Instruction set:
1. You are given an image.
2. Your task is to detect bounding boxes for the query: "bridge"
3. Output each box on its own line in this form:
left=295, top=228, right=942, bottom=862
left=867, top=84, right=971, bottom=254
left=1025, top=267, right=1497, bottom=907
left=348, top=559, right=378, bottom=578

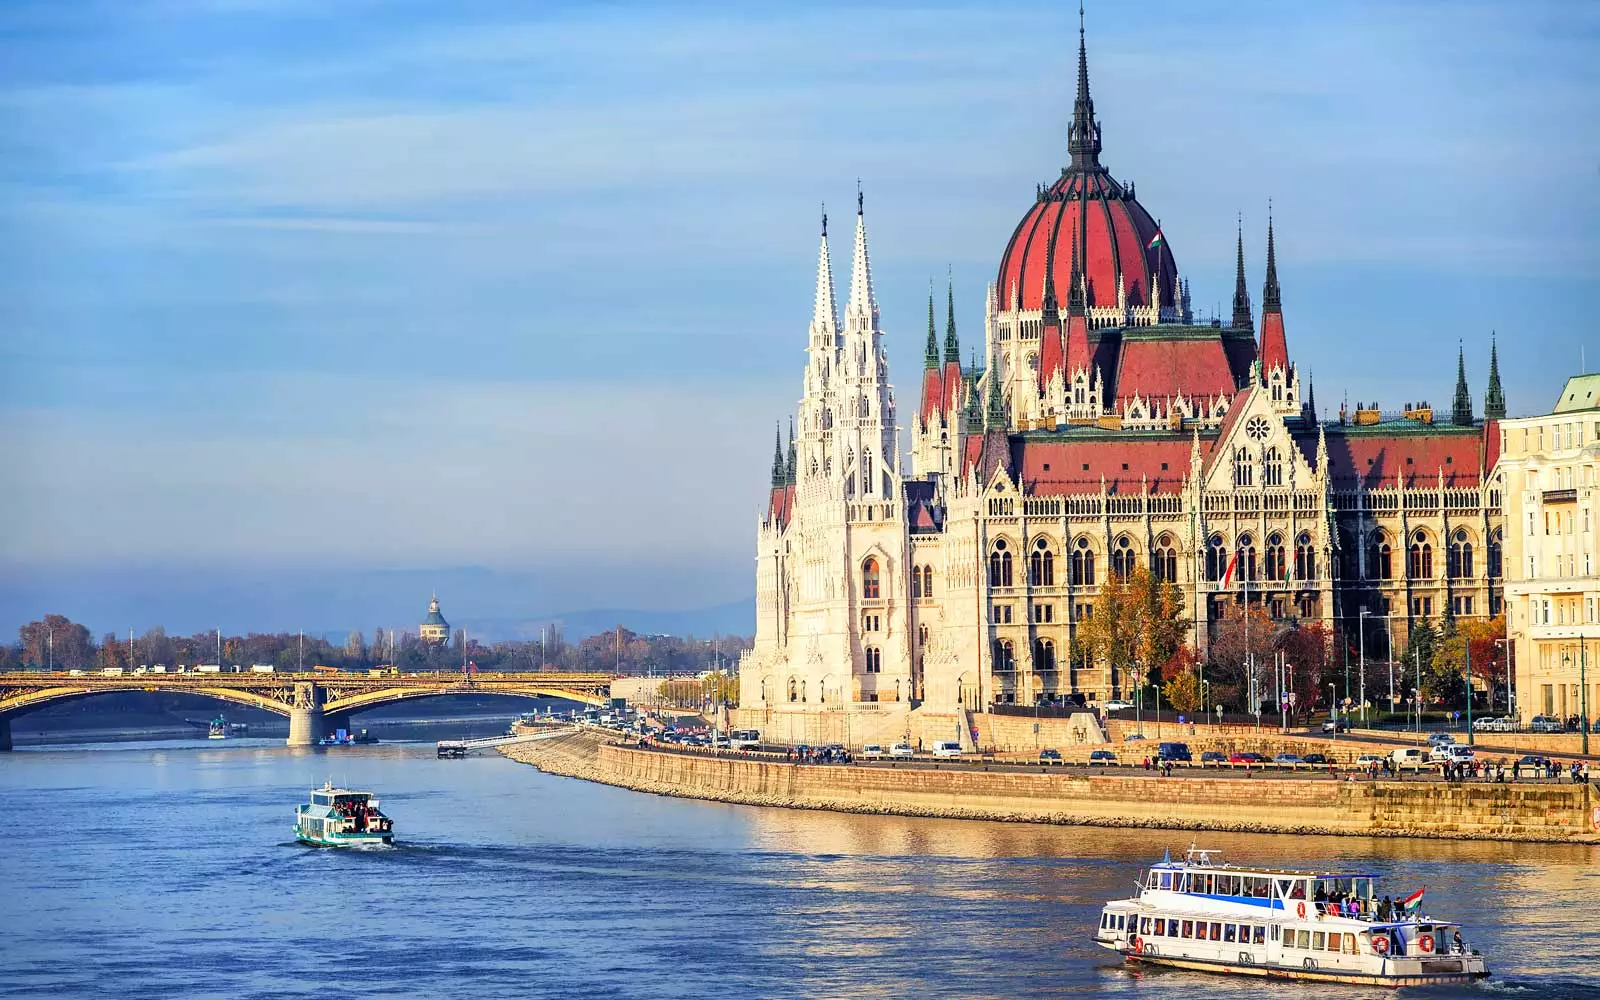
left=0, top=671, right=614, bottom=749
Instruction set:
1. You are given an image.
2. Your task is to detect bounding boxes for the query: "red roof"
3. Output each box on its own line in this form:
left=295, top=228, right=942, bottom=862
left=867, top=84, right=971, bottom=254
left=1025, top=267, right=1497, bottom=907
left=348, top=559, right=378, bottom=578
left=1016, top=436, right=1201, bottom=496
left=943, top=362, right=963, bottom=413
left=1259, top=310, right=1289, bottom=375
left=1320, top=427, right=1487, bottom=489
left=996, top=171, right=1177, bottom=313
left=1112, top=336, right=1239, bottom=406
left=1038, top=320, right=1064, bottom=390
left=919, top=367, right=945, bottom=426
left=766, top=485, right=794, bottom=527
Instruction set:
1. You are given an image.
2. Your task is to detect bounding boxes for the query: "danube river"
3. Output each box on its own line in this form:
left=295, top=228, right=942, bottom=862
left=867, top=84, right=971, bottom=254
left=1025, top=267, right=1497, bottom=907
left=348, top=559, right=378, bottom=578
left=3, top=739, right=1596, bottom=1000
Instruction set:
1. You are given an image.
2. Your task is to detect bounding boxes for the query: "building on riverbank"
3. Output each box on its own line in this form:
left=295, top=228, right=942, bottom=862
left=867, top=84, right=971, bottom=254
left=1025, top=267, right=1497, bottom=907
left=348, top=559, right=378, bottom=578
left=738, top=13, right=1508, bottom=720
left=419, top=594, right=451, bottom=645
left=1500, top=375, right=1600, bottom=725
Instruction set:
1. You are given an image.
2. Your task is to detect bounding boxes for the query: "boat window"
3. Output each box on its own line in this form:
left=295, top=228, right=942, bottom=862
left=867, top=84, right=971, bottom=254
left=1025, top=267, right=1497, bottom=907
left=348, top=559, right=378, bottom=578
left=1283, top=931, right=1295, bottom=950
left=1313, top=932, right=1325, bottom=950
left=1141, top=917, right=1151, bottom=935
left=1210, top=922, right=1222, bottom=940
left=1325, top=934, right=1342, bottom=953
left=1253, top=926, right=1266, bottom=945
left=1297, top=930, right=1311, bottom=949
left=1153, top=918, right=1165, bottom=936
left=1290, top=880, right=1307, bottom=900
left=1356, top=878, right=1371, bottom=900
left=1275, top=878, right=1291, bottom=899
left=1159, top=872, right=1174, bottom=890
left=1223, top=924, right=1237, bottom=943
left=1117, top=915, right=1125, bottom=930
left=1253, top=877, right=1271, bottom=898
left=1166, top=920, right=1179, bottom=938
left=1178, top=920, right=1190, bottom=937
left=1343, top=934, right=1357, bottom=954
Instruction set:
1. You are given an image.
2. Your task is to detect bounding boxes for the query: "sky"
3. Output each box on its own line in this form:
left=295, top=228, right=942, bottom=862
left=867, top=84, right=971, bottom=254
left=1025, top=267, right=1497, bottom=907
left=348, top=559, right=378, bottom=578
left=2, top=0, right=1597, bottom=638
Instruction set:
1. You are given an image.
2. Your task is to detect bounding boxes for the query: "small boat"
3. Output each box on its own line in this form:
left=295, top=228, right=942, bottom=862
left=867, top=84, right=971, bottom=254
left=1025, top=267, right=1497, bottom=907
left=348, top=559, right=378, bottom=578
left=317, top=728, right=379, bottom=746
left=1094, top=847, right=1489, bottom=986
left=293, top=782, right=393, bottom=847
left=207, top=716, right=228, bottom=740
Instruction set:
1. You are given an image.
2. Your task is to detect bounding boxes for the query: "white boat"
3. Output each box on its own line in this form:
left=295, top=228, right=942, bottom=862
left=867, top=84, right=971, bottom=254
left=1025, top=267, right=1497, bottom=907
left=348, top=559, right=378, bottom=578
left=1094, top=847, right=1489, bottom=987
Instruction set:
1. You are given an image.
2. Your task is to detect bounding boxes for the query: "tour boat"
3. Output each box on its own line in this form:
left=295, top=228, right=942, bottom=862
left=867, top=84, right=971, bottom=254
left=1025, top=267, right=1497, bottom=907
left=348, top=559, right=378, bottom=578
left=293, top=782, right=393, bottom=847
left=1094, top=847, right=1489, bottom=987
left=207, top=717, right=228, bottom=740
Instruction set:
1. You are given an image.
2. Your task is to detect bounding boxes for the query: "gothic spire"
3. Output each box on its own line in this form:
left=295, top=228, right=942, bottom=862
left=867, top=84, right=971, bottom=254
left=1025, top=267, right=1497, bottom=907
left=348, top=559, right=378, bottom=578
left=845, top=183, right=878, bottom=335
left=785, top=418, right=797, bottom=485
left=1067, top=2, right=1103, bottom=172
left=810, top=205, right=838, bottom=342
left=770, top=422, right=785, bottom=487
left=985, top=357, right=1006, bottom=429
left=1452, top=344, right=1473, bottom=426
left=1262, top=208, right=1282, bottom=314
left=925, top=284, right=939, bottom=368
left=1484, top=334, right=1506, bottom=420
left=944, top=274, right=960, bottom=364
left=1305, top=372, right=1318, bottom=423
left=1066, top=230, right=1086, bottom=317
left=1231, top=216, right=1252, bottom=330
left=1040, top=227, right=1061, bottom=326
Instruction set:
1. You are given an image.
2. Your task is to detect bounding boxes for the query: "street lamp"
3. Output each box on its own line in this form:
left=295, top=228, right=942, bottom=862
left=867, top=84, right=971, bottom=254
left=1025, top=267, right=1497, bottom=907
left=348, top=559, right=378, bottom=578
left=1328, top=682, right=1338, bottom=741
left=1494, top=638, right=1510, bottom=719
left=1359, top=609, right=1371, bottom=726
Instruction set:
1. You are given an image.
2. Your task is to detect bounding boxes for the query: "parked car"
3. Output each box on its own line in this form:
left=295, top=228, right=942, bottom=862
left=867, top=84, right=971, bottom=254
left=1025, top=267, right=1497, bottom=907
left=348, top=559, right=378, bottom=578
left=1427, top=743, right=1459, bottom=763
left=1321, top=718, right=1350, bottom=734
left=1471, top=716, right=1499, bottom=732
left=1228, top=752, right=1266, bottom=764
left=1529, top=716, right=1564, bottom=734
left=888, top=743, right=915, bottom=758
left=1302, top=753, right=1330, bottom=765
left=1199, top=751, right=1228, bottom=765
left=1445, top=745, right=1475, bottom=763
left=1102, top=700, right=1134, bottom=712
left=1355, top=754, right=1385, bottom=767
left=1391, top=747, right=1428, bottom=770
left=1124, top=733, right=1147, bottom=742
left=1157, top=742, right=1192, bottom=763
left=1088, top=749, right=1118, bottom=764
left=1038, top=748, right=1063, bottom=765
left=1274, top=753, right=1304, bottom=765
left=1427, top=732, right=1456, bottom=747
left=861, top=744, right=885, bottom=759
left=931, top=740, right=963, bottom=758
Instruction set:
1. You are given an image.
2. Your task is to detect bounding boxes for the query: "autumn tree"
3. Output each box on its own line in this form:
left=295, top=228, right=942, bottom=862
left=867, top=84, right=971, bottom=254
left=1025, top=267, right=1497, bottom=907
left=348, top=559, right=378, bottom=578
left=1432, top=615, right=1507, bottom=709
left=1076, top=566, right=1188, bottom=692
left=19, top=615, right=93, bottom=670
left=1162, top=667, right=1204, bottom=713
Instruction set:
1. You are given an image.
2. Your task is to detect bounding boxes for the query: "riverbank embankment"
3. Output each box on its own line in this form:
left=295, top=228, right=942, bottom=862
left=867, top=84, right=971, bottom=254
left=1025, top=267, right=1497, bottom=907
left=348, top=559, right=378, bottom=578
left=502, top=730, right=1600, bottom=844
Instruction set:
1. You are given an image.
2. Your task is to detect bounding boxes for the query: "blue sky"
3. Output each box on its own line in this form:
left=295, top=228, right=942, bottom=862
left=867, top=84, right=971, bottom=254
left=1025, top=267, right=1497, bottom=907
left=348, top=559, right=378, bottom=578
left=2, top=0, right=1597, bottom=636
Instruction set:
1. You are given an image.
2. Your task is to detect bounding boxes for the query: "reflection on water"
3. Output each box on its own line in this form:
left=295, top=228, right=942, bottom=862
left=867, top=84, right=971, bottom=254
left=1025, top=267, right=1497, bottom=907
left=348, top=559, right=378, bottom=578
left=0, top=740, right=1595, bottom=1000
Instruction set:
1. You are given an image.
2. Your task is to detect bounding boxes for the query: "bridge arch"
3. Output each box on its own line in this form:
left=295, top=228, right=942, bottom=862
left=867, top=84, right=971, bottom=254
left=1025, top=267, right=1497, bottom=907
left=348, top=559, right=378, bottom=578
left=0, top=684, right=291, bottom=719
left=322, top=686, right=610, bottom=715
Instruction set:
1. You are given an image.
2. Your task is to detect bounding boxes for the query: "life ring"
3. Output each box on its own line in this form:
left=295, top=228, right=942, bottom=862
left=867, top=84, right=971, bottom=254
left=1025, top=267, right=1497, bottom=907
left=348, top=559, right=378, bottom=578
left=1372, top=935, right=1389, bottom=955
left=1418, top=934, right=1435, bottom=954
left=1133, top=936, right=1144, bottom=954
left=1296, top=901, right=1306, bottom=919
left=1591, top=806, right=1600, bottom=832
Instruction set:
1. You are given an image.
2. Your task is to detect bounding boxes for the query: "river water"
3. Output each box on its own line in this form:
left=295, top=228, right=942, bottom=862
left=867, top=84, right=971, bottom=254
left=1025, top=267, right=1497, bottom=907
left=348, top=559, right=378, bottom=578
left=2, top=737, right=1596, bottom=1000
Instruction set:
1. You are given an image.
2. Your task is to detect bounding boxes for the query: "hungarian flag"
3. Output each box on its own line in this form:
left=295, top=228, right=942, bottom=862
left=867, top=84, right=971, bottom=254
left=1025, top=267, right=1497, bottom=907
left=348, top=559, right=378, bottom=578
left=1400, top=887, right=1425, bottom=913
left=1147, top=229, right=1165, bottom=250
left=1220, top=549, right=1240, bottom=589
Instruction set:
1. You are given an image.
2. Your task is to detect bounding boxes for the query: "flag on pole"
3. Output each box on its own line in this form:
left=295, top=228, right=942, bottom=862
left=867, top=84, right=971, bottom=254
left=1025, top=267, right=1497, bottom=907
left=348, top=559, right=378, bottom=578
left=1400, top=887, right=1425, bottom=913
left=1147, top=229, right=1165, bottom=250
left=1220, top=549, right=1240, bottom=589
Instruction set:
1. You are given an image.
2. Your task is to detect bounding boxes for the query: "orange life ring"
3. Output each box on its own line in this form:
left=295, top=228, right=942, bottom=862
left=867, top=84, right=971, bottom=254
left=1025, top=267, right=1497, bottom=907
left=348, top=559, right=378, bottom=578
left=1418, top=934, right=1434, bottom=954
left=1133, top=936, right=1144, bottom=954
left=1372, top=935, right=1389, bottom=954
left=1296, top=901, right=1306, bottom=919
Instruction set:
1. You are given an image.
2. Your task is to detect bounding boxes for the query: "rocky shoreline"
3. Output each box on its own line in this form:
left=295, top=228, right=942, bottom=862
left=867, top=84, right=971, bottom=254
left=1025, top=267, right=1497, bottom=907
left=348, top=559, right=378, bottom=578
left=501, top=729, right=1600, bottom=844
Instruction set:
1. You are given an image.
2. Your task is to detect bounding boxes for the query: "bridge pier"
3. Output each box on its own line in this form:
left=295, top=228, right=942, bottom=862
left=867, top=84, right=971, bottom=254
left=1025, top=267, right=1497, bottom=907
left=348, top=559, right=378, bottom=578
left=286, top=681, right=326, bottom=747
left=0, top=716, right=11, bottom=752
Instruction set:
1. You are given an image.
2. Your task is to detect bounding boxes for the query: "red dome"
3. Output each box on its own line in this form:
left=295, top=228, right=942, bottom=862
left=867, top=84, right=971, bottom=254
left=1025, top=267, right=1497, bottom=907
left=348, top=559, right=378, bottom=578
left=996, top=170, right=1177, bottom=313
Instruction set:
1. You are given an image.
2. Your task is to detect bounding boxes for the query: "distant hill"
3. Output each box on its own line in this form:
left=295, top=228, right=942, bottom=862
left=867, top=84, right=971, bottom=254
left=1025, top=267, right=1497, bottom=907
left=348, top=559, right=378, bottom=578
left=457, top=598, right=755, bottom=643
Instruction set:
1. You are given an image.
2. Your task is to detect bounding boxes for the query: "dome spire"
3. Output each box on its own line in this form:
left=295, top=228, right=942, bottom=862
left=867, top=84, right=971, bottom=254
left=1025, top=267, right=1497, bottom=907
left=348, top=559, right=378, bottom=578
left=1067, top=2, right=1103, bottom=172
left=1231, top=214, right=1252, bottom=330
left=1484, top=333, right=1506, bottom=419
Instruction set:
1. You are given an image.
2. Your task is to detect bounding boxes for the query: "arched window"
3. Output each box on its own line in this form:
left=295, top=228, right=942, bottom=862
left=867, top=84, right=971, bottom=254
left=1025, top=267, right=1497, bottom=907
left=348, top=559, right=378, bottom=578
left=1033, top=638, right=1056, bottom=672
left=1368, top=532, right=1392, bottom=580
left=862, top=557, right=881, bottom=599
left=1294, top=532, right=1316, bottom=582
left=865, top=647, right=882, bottom=673
left=1111, top=536, right=1136, bottom=582
left=1264, top=532, right=1286, bottom=582
left=1449, top=529, right=1474, bottom=579
left=845, top=474, right=855, bottom=498
left=1488, top=528, right=1503, bottom=578
left=1236, top=533, right=1257, bottom=582
left=922, top=565, right=934, bottom=597
left=989, top=540, right=1013, bottom=588
left=917, top=624, right=928, bottom=647
left=862, top=450, right=873, bottom=488
left=787, top=678, right=798, bottom=703
left=910, top=565, right=922, bottom=599
left=760, top=677, right=768, bottom=702
left=1234, top=447, right=1255, bottom=487
left=1029, top=539, right=1055, bottom=587
left=1070, top=537, right=1096, bottom=586
left=1205, top=534, right=1227, bottom=582
left=1263, top=447, right=1284, bottom=487
left=992, top=639, right=1015, bottom=672
left=1152, top=534, right=1178, bottom=583
left=1407, top=531, right=1433, bottom=579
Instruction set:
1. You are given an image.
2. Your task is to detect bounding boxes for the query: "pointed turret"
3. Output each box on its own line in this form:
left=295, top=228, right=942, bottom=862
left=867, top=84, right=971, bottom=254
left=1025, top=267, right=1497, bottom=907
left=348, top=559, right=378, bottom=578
left=985, top=358, right=1006, bottom=430
left=1064, top=232, right=1091, bottom=378
left=1305, top=372, right=1318, bottom=423
left=1484, top=334, right=1506, bottom=420
left=919, top=284, right=947, bottom=435
left=844, top=186, right=878, bottom=335
left=943, top=277, right=960, bottom=363
left=785, top=419, right=797, bottom=485
left=1452, top=344, right=1473, bottom=426
left=1258, top=211, right=1290, bottom=376
left=810, top=207, right=839, bottom=344
left=924, top=287, right=939, bottom=368
left=1066, top=2, right=1103, bottom=172
left=1231, top=218, right=1252, bottom=330
left=771, top=423, right=786, bottom=487
left=1038, top=229, right=1065, bottom=392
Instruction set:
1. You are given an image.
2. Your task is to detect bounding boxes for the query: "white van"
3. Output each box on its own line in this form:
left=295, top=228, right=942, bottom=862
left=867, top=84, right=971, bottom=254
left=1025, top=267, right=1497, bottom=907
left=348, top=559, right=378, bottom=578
left=932, top=740, right=964, bottom=758
left=1391, top=747, right=1427, bottom=770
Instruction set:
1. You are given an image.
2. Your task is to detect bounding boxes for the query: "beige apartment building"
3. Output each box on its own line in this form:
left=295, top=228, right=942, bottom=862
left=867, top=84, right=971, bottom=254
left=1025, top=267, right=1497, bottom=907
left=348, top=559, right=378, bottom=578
left=1499, top=374, right=1600, bottom=725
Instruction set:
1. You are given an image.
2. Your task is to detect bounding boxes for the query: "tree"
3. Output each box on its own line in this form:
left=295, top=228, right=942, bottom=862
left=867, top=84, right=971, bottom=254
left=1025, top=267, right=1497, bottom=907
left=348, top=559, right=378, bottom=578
left=344, top=630, right=366, bottom=663
left=19, top=615, right=93, bottom=670
left=1162, top=668, right=1203, bottom=713
left=1278, top=622, right=1331, bottom=718
left=96, top=632, right=128, bottom=672
left=1205, top=606, right=1278, bottom=712
left=1076, top=566, right=1187, bottom=692
left=1433, top=615, right=1507, bottom=709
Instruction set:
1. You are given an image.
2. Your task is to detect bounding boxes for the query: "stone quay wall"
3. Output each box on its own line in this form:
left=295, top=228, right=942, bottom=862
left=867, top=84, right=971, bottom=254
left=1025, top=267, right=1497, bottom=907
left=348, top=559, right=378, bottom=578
left=727, top=706, right=1105, bottom=753
left=502, top=730, right=1600, bottom=844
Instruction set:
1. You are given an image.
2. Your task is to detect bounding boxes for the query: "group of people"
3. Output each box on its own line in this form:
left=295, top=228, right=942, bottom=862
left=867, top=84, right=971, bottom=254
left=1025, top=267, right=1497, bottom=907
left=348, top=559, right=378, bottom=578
left=786, top=745, right=852, bottom=765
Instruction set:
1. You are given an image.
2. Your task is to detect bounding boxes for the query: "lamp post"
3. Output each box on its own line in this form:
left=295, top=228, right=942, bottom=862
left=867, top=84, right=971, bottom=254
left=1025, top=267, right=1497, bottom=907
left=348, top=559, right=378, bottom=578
left=1464, top=636, right=1474, bottom=747
left=1582, top=639, right=1590, bottom=757
left=1359, top=609, right=1371, bottom=726
left=1328, top=682, right=1338, bottom=741
left=46, top=625, right=53, bottom=672
left=1494, top=637, right=1509, bottom=719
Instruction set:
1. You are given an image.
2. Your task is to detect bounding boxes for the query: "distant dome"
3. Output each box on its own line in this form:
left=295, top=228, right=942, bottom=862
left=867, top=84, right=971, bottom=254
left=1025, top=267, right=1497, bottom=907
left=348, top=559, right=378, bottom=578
left=420, top=594, right=450, bottom=643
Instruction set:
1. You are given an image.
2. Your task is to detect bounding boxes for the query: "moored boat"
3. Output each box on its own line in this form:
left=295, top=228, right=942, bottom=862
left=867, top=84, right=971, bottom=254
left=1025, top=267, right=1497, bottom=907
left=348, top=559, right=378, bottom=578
left=293, top=782, right=393, bottom=847
left=1094, top=847, right=1488, bottom=987
left=207, top=716, right=228, bottom=740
